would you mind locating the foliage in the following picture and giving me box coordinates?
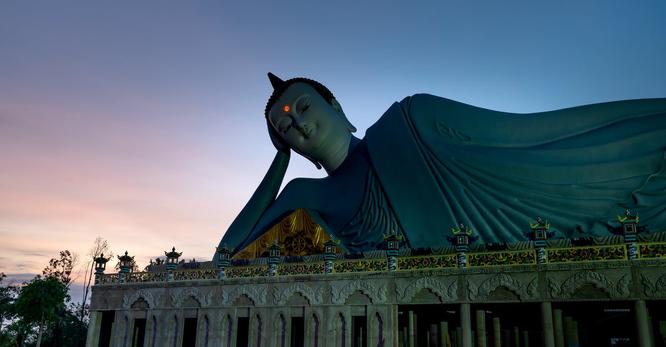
[42,250,77,290]
[144,257,165,272]
[39,304,87,347]
[0,250,88,347]
[14,277,67,346]
[81,237,112,322]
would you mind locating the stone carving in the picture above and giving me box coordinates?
[470,273,528,300]
[642,273,666,298]
[396,277,457,303]
[169,287,212,307]
[615,274,632,297]
[224,285,267,306]
[331,280,387,304]
[273,283,324,305]
[123,289,158,309]
[526,277,538,298]
[654,275,666,297]
[555,271,613,298]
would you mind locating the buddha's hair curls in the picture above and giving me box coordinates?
[264,77,335,118]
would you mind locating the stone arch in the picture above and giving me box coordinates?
[286,292,310,306]
[345,290,373,305]
[181,295,201,308]
[335,312,346,347]
[474,273,525,300]
[250,313,264,347]
[331,280,387,304]
[273,283,322,305]
[571,283,611,299]
[202,314,210,347]
[309,312,320,347]
[397,277,456,303]
[224,286,265,306]
[273,312,287,347]
[488,286,521,300]
[559,271,613,298]
[123,289,156,309]
[131,297,150,309]
[171,287,210,308]
[371,311,384,347]
[232,294,255,306]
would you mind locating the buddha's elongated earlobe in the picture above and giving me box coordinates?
[331,99,357,133]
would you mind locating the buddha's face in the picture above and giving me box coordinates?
[268,82,351,161]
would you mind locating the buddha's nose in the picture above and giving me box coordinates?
[294,119,312,137]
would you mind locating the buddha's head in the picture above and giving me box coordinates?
[265,73,356,170]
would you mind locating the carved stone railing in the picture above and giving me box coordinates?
[546,244,627,263]
[95,241,666,285]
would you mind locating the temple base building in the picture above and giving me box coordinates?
[86,210,666,347]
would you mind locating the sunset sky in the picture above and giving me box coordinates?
[1,1,665,300]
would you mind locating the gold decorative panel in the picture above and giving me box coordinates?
[233,209,333,259]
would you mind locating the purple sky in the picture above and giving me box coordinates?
[1,1,665,298]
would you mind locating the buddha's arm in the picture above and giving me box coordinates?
[231,177,322,255]
[217,151,290,253]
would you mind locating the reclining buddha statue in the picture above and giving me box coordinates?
[216,73,666,256]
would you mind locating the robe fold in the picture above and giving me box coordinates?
[368,94,666,247]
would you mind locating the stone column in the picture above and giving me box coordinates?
[540,302,555,347]
[143,312,155,347]
[461,303,473,347]
[476,310,487,347]
[564,316,576,347]
[110,311,129,347]
[635,300,652,347]
[513,326,520,347]
[440,321,449,347]
[648,315,655,347]
[408,311,416,347]
[429,324,438,347]
[522,331,529,347]
[553,309,564,347]
[85,311,102,347]
[492,318,501,347]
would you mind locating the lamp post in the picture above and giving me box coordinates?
[384,231,403,272]
[93,253,111,285]
[117,251,134,283]
[527,217,554,264]
[614,210,644,260]
[268,241,281,276]
[216,244,231,279]
[323,239,339,274]
[448,224,478,269]
[164,247,182,281]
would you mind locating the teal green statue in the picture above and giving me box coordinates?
[217,73,666,255]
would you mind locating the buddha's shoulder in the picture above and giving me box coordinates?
[403,93,475,109]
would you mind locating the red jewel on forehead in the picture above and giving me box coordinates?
[283,105,290,113]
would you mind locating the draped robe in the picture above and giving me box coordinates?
[221,94,666,254]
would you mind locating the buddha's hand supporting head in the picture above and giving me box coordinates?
[265,73,356,172]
